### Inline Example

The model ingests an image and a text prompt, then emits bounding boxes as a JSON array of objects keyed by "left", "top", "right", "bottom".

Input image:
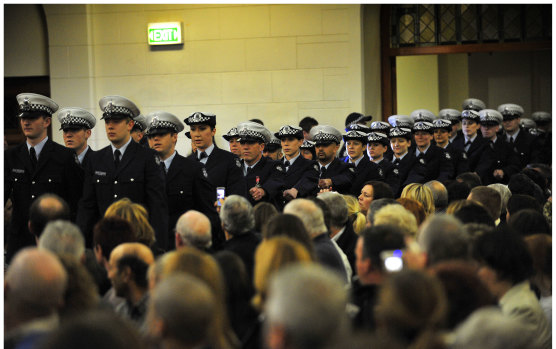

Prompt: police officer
[
  {"left": 263, "top": 135, "right": 283, "bottom": 160},
  {"left": 452, "top": 109, "right": 492, "bottom": 179},
  {"left": 409, "top": 109, "right": 435, "bottom": 123},
  {"left": 479, "top": 109, "right": 520, "bottom": 184},
  {"left": 310, "top": 125, "right": 354, "bottom": 194},
  {"left": 237, "top": 121, "right": 285, "bottom": 207},
  {"left": 222, "top": 127, "right": 241, "bottom": 157},
  {"left": 438, "top": 109, "right": 462, "bottom": 143},
  {"left": 387, "top": 127, "right": 425, "bottom": 194},
  {"left": 462, "top": 98, "right": 486, "bottom": 113},
  {"left": 412, "top": 121, "right": 454, "bottom": 183},
  {"left": 145, "top": 111, "right": 223, "bottom": 249},
  {"left": 498, "top": 103, "right": 540, "bottom": 169},
  {"left": 58, "top": 107, "right": 96, "bottom": 166},
  {"left": 366, "top": 131, "right": 400, "bottom": 195},
  {"left": 131, "top": 114, "right": 148, "bottom": 147},
  {"left": 369, "top": 120, "right": 393, "bottom": 159},
  {"left": 5, "top": 93, "right": 83, "bottom": 261},
  {"left": 342, "top": 130, "right": 384, "bottom": 196},
  {"left": 274, "top": 125, "right": 319, "bottom": 207},
  {"left": 339, "top": 112, "right": 372, "bottom": 158},
  {"left": 432, "top": 119, "right": 469, "bottom": 175},
  {"left": 532, "top": 111, "right": 552, "bottom": 165},
  {"left": 185, "top": 112, "right": 246, "bottom": 197},
  {"left": 76, "top": 95, "right": 168, "bottom": 249},
  {"left": 300, "top": 139, "right": 316, "bottom": 160}
]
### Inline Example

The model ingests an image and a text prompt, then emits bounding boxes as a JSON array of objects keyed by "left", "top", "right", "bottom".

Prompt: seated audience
[
  {"left": 28, "top": 193, "right": 70, "bottom": 241},
  {"left": 262, "top": 213, "right": 315, "bottom": 257},
  {"left": 456, "top": 172, "right": 482, "bottom": 189},
  {"left": 253, "top": 202, "right": 278, "bottom": 233},
  {"left": 56, "top": 255, "right": 100, "bottom": 319},
  {"left": 524, "top": 234, "right": 552, "bottom": 327},
  {"left": 508, "top": 209, "right": 551, "bottom": 236},
  {"left": 366, "top": 198, "right": 400, "bottom": 227},
  {"left": 104, "top": 198, "right": 156, "bottom": 251},
  {"left": 175, "top": 210, "right": 212, "bottom": 252},
  {"left": 508, "top": 173, "right": 545, "bottom": 206},
  {"left": 38, "top": 220, "right": 85, "bottom": 261},
  {"left": 342, "top": 194, "right": 367, "bottom": 235},
  {"left": 445, "top": 180, "right": 471, "bottom": 203},
  {"left": 358, "top": 181, "right": 394, "bottom": 216},
  {"left": 467, "top": 186, "right": 502, "bottom": 225},
  {"left": 506, "top": 194, "right": 542, "bottom": 220},
  {"left": 396, "top": 198, "right": 426, "bottom": 226},
  {"left": 487, "top": 183, "right": 512, "bottom": 223},
  {"left": 401, "top": 183, "right": 435, "bottom": 216},
  {"left": 424, "top": 180, "right": 449, "bottom": 213},
  {"left": 451, "top": 200, "right": 495, "bottom": 227}
]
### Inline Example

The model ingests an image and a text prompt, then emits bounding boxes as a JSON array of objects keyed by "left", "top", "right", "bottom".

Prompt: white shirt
[
  {"left": 78, "top": 146, "right": 90, "bottom": 164},
  {"left": 244, "top": 157, "right": 261, "bottom": 176},
  {"left": 464, "top": 134, "right": 478, "bottom": 152}
]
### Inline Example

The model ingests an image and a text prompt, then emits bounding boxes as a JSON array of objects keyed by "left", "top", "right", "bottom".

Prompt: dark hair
[
  {"left": 93, "top": 217, "right": 136, "bottom": 260},
  {"left": 473, "top": 225, "right": 533, "bottom": 284},
  {"left": 360, "top": 225, "right": 405, "bottom": 272},
  {"left": 253, "top": 202, "right": 278, "bottom": 233},
  {"left": 262, "top": 213, "right": 314, "bottom": 257},
  {"left": 58, "top": 255, "right": 99, "bottom": 318},
  {"left": 508, "top": 209, "right": 551, "bottom": 237},
  {"left": 445, "top": 180, "right": 471, "bottom": 203},
  {"left": 364, "top": 181, "right": 394, "bottom": 200},
  {"left": 521, "top": 168, "right": 547, "bottom": 193},
  {"left": 299, "top": 116, "right": 319, "bottom": 133},
  {"left": 249, "top": 118, "right": 264, "bottom": 126},
  {"left": 506, "top": 194, "right": 542, "bottom": 217},
  {"left": 453, "top": 202, "right": 494, "bottom": 227},
  {"left": 508, "top": 173, "right": 545, "bottom": 205},
  {"left": 117, "top": 255, "right": 149, "bottom": 289},
  {"left": 469, "top": 186, "right": 502, "bottom": 221},
  {"left": 456, "top": 172, "right": 482, "bottom": 189},
  {"left": 28, "top": 194, "right": 70, "bottom": 238}
]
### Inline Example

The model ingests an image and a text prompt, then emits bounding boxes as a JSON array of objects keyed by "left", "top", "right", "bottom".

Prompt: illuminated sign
[{"left": 148, "top": 22, "right": 182, "bottom": 45}]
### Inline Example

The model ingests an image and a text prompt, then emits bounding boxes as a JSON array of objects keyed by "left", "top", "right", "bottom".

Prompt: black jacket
[
  {"left": 349, "top": 156, "right": 385, "bottom": 197},
  {"left": 483, "top": 138, "right": 521, "bottom": 185},
  {"left": 318, "top": 158, "right": 355, "bottom": 194},
  {"left": 442, "top": 142, "right": 469, "bottom": 175},
  {"left": 388, "top": 152, "right": 425, "bottom": 194},
  {"left": 334, "top": 223, "right": 358, "bottom": 273},
  {"left": 278, "top": 155, "right": 319, "bottom": 208},
  {"left": 452, "top": 133, "right": 492, "bottom": 179},
  {"left": 375, "top": 158, "right": 400, "bottom": 195},
  {"left": 243, "top": 156, "right": 286, "bottom": 207},
  {"left": 417, "top": 145, "right": 455, "bottom": 183},
  {"left": 222, "top": 231, "right": 262, "bottom": 283},
  {"left": 506, "top": 128, "right": 540, "bottom": 169}
]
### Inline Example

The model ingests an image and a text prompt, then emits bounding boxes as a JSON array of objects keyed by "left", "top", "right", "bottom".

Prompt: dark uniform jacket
[
  {"left": 532, "top": 130, "right": 552, "bottom": 165},
  {"left": 165, "top": 152, "right": 223, "bottom": 249},
  {"left": 349, "top": 156, "right": 385, "bottom": 197},
  {"left": 441, "top": 142, "right": 469, "bottom": 175},
  {"left": 243, "top": 156, "right": 286, "bottom": 207},
  {"left": 81, "top": 146, "right": 95, "bottom": 169},
  {"left": 278, "top": 155, "right": 319, "bottom": 208},
  {"left": 77, "top": 140, "right": 168, "bottom": 250},
  {"left": 318, "top": 158, "right": 355, "bottom": 194},
  {"left": 334, "top": 223, "right": 358, "bottom": 273},
  {"left": 375, "top": 158, "right": 400, "bottom": 195},
  {"left": 452, "top": 133, "right": 492, "bottom": 179},
  {"left": 388, "top": 152, "right": 425, "bottom": 195},
  {"left": 483, "top": 138, "right": 521, "bottom": 185},
  {"left": 417, "top": 145, "right": 454, "bottom": 183},
  {"left": 189, "top": 146, "right": 246, "bottom": 197},
  {"left": 5, "top": 139, "right": 84, "bottom": 260},
  {"left": 505, "top": 128, "right": 540, "bottom": 169}
]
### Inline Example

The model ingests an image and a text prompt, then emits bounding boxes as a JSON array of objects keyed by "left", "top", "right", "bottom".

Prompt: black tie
[
  {"left": 284, "top": 160, "right": 290, "bottom": 167},
  {"left": 489, "top": 140, "right": 494, "bottom": 150},
  {"left": 320, "top": 166, "right": 327, "bottom": 178},
  {"left": 393, "top": 158, "right": 400, "bottom": 166},
  {"left": 465, "top": 140, "right": 472, "bottom": 147},
  {"left": 29, "top": 147, "right": 37, "bottom": 171},
  {"left": 114, "top": 149, "right": 121, "bottom": 168},
  {"left": 247, "top": 166, "right": 253, "bottom": 175},
  {"left": 161, "top": 161, "right": 167, "bottom": 175},
  {"left": 198, "top": 151, "right": 208, "bottom": 160},
  {"left": 508, "top": 137, "right": 514, "bottom": 145}
]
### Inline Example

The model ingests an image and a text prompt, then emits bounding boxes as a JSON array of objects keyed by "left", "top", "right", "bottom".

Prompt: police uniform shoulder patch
[
  {"left": 276, "top": 164, "right": 284, "bottom": 172},
  {"left": 235, "top": 158, "right": 242, "bottom": 168},
  {"left": 445, "top": 152, "right": 451, "bottom": 160},
  {"left": 462, "top": 153, "right": 467, "bottom": 160},
  {"left": 419, "top": 158, "right": 426, "bottom": 165},
  {"left": 202, "top": 167, "right": 208, "bottom": 178},
  {"left": 349, "top": 167, "right": 355, "bottom": 173},
  {"left": 155, "top": 156, "right": 161, "bottom": 165},
  {"left": 393, "top": 168, "right": 399, "bottom": 175}
]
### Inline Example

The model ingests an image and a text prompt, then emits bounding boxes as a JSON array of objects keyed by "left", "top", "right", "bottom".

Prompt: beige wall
[
  {"left": 42, "top": 4, "right": 365, "bottom": 153},
  {"left": 438, "top": 54, "right": 468, "bottom": 110},
  {"left": 362, "top": 5, "right": 382, "bottom": 121},
  {"left": 396, "top": 55, "right": 440, "bottom": 115}
]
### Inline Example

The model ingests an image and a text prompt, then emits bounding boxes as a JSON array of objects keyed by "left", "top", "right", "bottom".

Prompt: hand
[
  {"left": 318, "top": 178, "right": 332, "bottom": 189},
  {"left": 249, "top": 187, "right": 266, "bottom": 201},
  {"left": 214, "top": 197, "right": 226, "bottom": 214},
  {"left": 283, "top": 188, "right": 298, "bottom": 201},
  {"left": 493, "top": 169, "right": 504, "bottom": 179}
]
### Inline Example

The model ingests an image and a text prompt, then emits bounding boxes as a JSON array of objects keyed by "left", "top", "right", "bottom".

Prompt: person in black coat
[
  {"left": 5, "top": 93, "right": 84, "bottom": 262},
  {"left": 531, "top": 111, "right": 552, "bottom": 165},
  {"left": 185, "top": 112, "right": 246, "bottom": 197},
  {"left": 412, "top": 121, "right": 454, "bottom": 183},
  {"left": 366, "top": 131, "right": 400, "bottom": 195},
  {"left": 342, "top": 130, "right": 384, "bottom": 197},
  {"left": 58, "top": 107, "right": 97, "bottom": 167},
  {"left": 387, "top": 127, "right": 425, "bottom": 194},
  {"left": 432, "top": 119, "right": 469, "bottom": 176},
  {"left": 369, "top": 121, "right": 393, "bottom": 158},
  {"left": 144, "top": 111, "right": 223, "bottom": 250},
  {"left": 498, "top": 103, "right": 540, "bottom": 170},
  {"left": 310, "top": 125, "right": 355, "bottom": 194},
  {"left": 76, "top": 95, "right": 168, "bottom": 250}
]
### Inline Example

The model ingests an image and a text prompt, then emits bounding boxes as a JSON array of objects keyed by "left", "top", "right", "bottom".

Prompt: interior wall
[
  {"left": 362, "top": 4, "right": 382, "bottom": 121},
  {"left": 42, "top": 4, "right": 365, "bottom": 153},
  {"left": 438, "top": 53, "right": 469, "bottom": 110},
  {"left": 396, "top": 55, "right": 440, "bottom": 115}
]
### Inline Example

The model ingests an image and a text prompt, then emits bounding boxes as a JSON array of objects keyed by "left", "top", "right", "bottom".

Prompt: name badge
[
  {"left": 95, "top": 171, "right": 107, "bottom": 176},
  {"left": 12, "top": 168, "right": 25, "bottom": 174}
]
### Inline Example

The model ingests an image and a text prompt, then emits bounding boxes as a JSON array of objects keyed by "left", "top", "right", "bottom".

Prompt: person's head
[
  {"left": 220, "top": 195, "right": 255, "bottom": 237},
  {"left": 366, "top": 132, "right": 389, "bottom": 160},
  {"left": 93, "top": 217, "right": 136, "bottom": 267},
  {"left": 265, "top": 264, "right": 348, "bottom": 349},
  {"left": 299, "top": 116, "right": 319, "bottom": 140},
  {"left": 184, "top": 112, "right": 217, "bottom": 151},
  {"left": 451, "top": 200, "right": 494, "bottom": 226},
  {"left": 432, "top": 119, "right": 452, "bottom": 147},
  {"left": 175, "top": 210, "right": 212, "bottom": 250},
  {"left": 506, "top": 194, "right": 542, "bottom": 220},
  {"left": 445, "top": 180, "right": 471, "bottom": 203},
  {"left": 130, "top": 114, "right": 147, "bottom": 143},
  {"left": 342, "top": 194, "right": 367, "bottom": 235},
  {"left": 468, "top": 186, "right": 502, "bottom": 222},
  {"left": 358, "top": 181, "right": 394, "bottom": 215},
  {"left": 524, "top": 234, "right": 552, "bottom": 296},
  {"left": 16, "top": 93, "right": 58, "bottom": 142},
  {"left": 417, "top": 214, "right": 470, "bottom": 266},
  {"left": 56, "top": 255, "right": 100, "bottom": 318},
  {"left": 147, "top": 274, "right": 215, "bottom": 348},
  {"left": 355, "top": 225, "right": 405, "bottom": 283},
  {"left": 479, "top": 109, "right": 503, "bottom": 141},
  {"left": 460, "top": 110, "right": 481, "bottom": 137},
  {"left": 424, "top": 180, "right": 449, "bottom": 212},
  {"left": 507, "top": 209, "right": 551, "bottom": 237},
  {"left": 39, "top": 220, "right": 85, "bottom": 260},
  {"left": 343, "top": 131, "right": 368, "bottom": 160},
  {"left": 100, "top": 96, "right": 140, "bottom": 147},
  {"left": 284, "top": 199, "right": 327, "bottom": 238},
  {"left": 473, "top": 226, "right": 533, "bottom": 298},
  {"left": 214, "top": 250, "right": 252, "bottom": 310},
  {"left": 223, "top": 127, "right": 241, "bottom": 157},
  {"left": 253, "top": 202, "right": 278, "bottom": 233},
  {"left": 145, "top": 111, "right": 184, "bottom": 160},
  {"left": 107, "top": 243, "right": 154, "bottom": 298},
  {"left": 487, "top": 183, "right": 511, "bottom": 218},
  {"left": 317, "top": 192, "right": 348, "bottom": 230},
  {"left": 299, "top": 140, "right": 316, "bottom": 160},
  {"left": 412, "top": 121, "right": 434, "bottom": 150},
  {"left": 275, "top": 125, "right": 304, "bottom": 159},
  {"left": 396, "top": 198, "right": 426, "bottom": 226},
  {"left": 521, "top": 168, "right": 548, "bottom": 193},
  {"left": 237, "top": 121, "right": 272, "bottom": 165},
  {"left": 5, "top": 248, "right": 67, "bottom": 330},
  {"left": 104, "top": 198, "right": 155, "bottom": 247},
  {"left": 310, "top": 125, "right": 342, "bottom": 165},
  {"left": 508, "top": 173, "right": 545, "bottom": 205},
  {"left": 253, "top": 237, "right": 312, "bottom": 310},
  {"left": 366, "top": 198, "right": 400, "bottom": 227},
  {"left": 262, "top": 213, "right": 314, "bottom": 257},
  {"left": 58, "top": 107, "right": 96, "bottom": 155},
  {"left": 388, "top": 128, "right": 412, "bottom": 157},
  {"left": 373, "top": 204, "right": 418, "bottom": 239},
  {"left": 28, "top": 193, "right": 70, "bottom": 239},
  {"left": 456, "top": 172, "right": 482, "bottom": 189},
  {"left": 401, "top": 183, "right": 435, "bottom": 216},
  {"left": 498, "top": 103, "right": 523, "bottom": 135},
  {"left": 264, "top": 137, "right": 283, "bottom": 160}
]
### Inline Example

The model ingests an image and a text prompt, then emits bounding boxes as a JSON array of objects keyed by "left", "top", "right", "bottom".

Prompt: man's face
[
  {"left": 107, "top": 256, "right": 127, "bottom": 297},
  {"left": 281, "top": 137, "right": 302, "bottom": 158},
  {"left": 228, "top": 137, "right": 242, "bottom": 157},
  {"left": 355, "top": 237, "right": 370, "bottom": 278},
  {"left": 367, "top": 142, "right": 387, "bottom": 160},
  {"left": 358, "top": 184, "right": 374, "bottom": 214},
  {"left": 189, "top": 124, "right": 215, "bottom": 151},
  {"left": 461, "top": 119, "right": 480, "bottom": 137},
  {"left": 148, "top": 132, "right": 177, "bottom": 160},
  {"left": 315, "top": 143, "right": 339, "bottom": 164},
  {"left": 130, "top": 130, "right": 144, "bottom": 143},
  {"left": 20, "top": 116, "right": 50, "bottom": 140},
  {"left": 480, "top": 124, "right": 500, "bottom": 140},
  {"left": 502, "top": 118, "right": 520, "bottom": 133},
  {"left": 346, "top": 140, "right": 365, "bottom": 160},
  {"left": 241, "top": 140, "right": 264, "bottom": 164},
  {"left": 433, "top": 129, "right": 450, "bottom": 146},
  {"left": 105, "top": 118, "right": 133, "bottom": 145},
  {"left": 63, "top": 128, "right": 91, "bottom": 153},
  {"left": 263, "top": 148, "right": 282, "bottom": 160},
  {"left": 413, "top": 131, "right": 432, "bottom": 148},
  {"left": 390, "top": 137, "right": 410, "bottom": 156}
]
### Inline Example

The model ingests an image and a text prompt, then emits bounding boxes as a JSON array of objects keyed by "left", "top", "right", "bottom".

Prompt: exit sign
[{"left": 148, "top": 22, "right": 183, "bottom": 45}]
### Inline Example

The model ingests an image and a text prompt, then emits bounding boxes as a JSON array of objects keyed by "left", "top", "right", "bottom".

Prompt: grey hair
[
  {"left": 39, "top": 220, "right": 85, "bottom": 259},
  {"left": 317, "top": 192, "right": 348, "bottom": 228},
  {"left": 425, "top": 180, "right": 449, "bottom": 210},
  {"left": 219, "top": 195, "right": 254, "bottom": 236},
  {"left": 175, "top": 210, "right": 212, "bottom": 249},
  {"left": 487, "top": 183, "right": 512, "bottom": 215},
  {"left": 265, "top": 264, "right": 348, "bottom": 349},
  {"left": 284, "top": 199, "right": 327, "bottom": 237},
  {"left": 417, "top": 214, "right": 470, "bottom": 265}
]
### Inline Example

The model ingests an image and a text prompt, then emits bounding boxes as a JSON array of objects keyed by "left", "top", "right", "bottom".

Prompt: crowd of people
[{"left": 4, "top": 93, "right": 552, "bottom": 349}]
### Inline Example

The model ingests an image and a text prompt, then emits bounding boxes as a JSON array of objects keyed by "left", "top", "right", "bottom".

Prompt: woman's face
[{"left": 358, "top": 185, "right": 374, "bottom": 214}]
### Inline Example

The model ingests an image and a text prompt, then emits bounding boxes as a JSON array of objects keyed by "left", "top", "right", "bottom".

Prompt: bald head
[
  {"left": 284, "top": 199, "right": 327, "bottom": 237},
  {"left": 175, "top": 210, "right": 212, "bottom": 250},
  {"left": 109, "top": 242, "right": 155, "bottom": 267},
  {"left": 29, "top": 193, "right": 70, "bottom": 238}
]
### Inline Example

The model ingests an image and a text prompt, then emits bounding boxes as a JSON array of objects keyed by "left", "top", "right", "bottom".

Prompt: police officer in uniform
[
  {"left": 452, "top": 109, "right": 492, "bottom": 179},
  {"left": 222, "top": 127, "right": 242, "bottom": 157},
  {"left": 130, "top": 114, "right": 149, "bottom": 147},
  {"left": 412, "top": 121, "right": 454, "bottom": 183},
  {"left": 367, "top": 131, "right": 400, "bottom": 195},
  {"left": 532, "top": 111, "right": 552, "bottom": 165},
  {"left": 387, "top": 127, "right": 425, "bottom": 194},
  {"left": 479, "top": 109, "right": 520, "bottom": 184},
  {"left": 145, "top": 111, "right": 223, "bottom": 249},
  {"left": 310, "top": 125, "right": 354, "bottom": 194},
  {"left": 342, "top": 130, "right": 384, "bottom": 197},
  {"left": 498, "top": 103, "right": 540, "bottom": 169},
  {"left": 274, "top": 125, "right": 319, "bottom": 208},
  {"left": 237, "top": 121, "right": 285, "bottom": 207},
  {"left": 438, "top": 109, "right": 462, "bottom": 143},
  {"left": 339, "top": 112, "right": 373, "bottom": 158},
  {"left": 5, "top": 93, "right": 83, "bottom": 261},
  {"left": 432, "top": 119, "right": 469, "bottom": 175},
  {"left": 76, "top": 95, "right": 168, "bottom": 249},
  {"left": 58, "top": 107, "right": 96, "bottom": 167},
  {"left": 185, "top": 112, "right": 246, "bottom": 197},
  {"left": 369, "top": 120, "right": 393, "bottom": 159},
  {"left": 300, "top": 139, "right": 316, "bottom": 160},
  {"left": 263, "top": 135, "right": 283, "bottom": 160}
]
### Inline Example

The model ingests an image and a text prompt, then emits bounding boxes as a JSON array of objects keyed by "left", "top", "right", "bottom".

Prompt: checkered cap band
[
  {"left": 462, "top": 98, "right": 486, "bottom": 111},
  {"left": 239, "top": 129, "right": 266, "bottom": 142},
  {"left": 388, "top": 127, "right": 412, "bottom": 138},
  {"left": 103, "top": 103, "right": 134, "bottom": 118},
  {"left": 300, "top": 140, "right": 315, "bottom": 149},
  {"left": 370, "top": 121, "right": 391, "bottom": 130},
  {"left": 367, "top": 132, "right": 388, "bottom": 143},
  {"left": 185, "top": 112, "right": 215, "bottom": 125},
  {"left": 17, "top": 93, "right": 59, "bottom": 116},
  {"left": 20, "top": 101, "right": 54, "bottom": 115},
  {"left": 432, "top": 119, "right": 452, "bottom": 130},
  {"left": 413, "top": 121, "right": 434, "bottom": 132},
  {"left": 532, "top": 111, "right": 551, "bottom": 122},
  {"left": 343, "top": 130, "right": 368, "bottom": 142},
  {"left": 146, "top": 119, "right": 179, "bottom": 135},
  {"left": 223, "top": 127, "right": 240, "bottom": 140},
  {"left": 497, "top": 103, "right": 524, "bottom": 117},
  {"left": 346, "top": 123, "right": 370, "bottom": 133},
  {"left": 268, "top": 136, "right": 281, "bottom": 145},
  {"left": 461, "top": 109, "right": 480, "bottom": 121},
  {"left": 61, "top": 115, "right": 93, "bottom": 129},
  {"left": 313, "top": 132, "right": 339, "bottom": 144},
  {"left": 275, "top": 125, "right": 303, "bottom": 138}
]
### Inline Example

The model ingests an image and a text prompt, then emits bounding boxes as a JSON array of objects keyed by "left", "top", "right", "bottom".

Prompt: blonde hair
[
  {"left": 342, "top": 194, "right": 367, "bottom": 234},
  {"left": 401, "top": 183, "right": 435, "bottom": 216},
  {"left": 104, "top": 198, "right": 155, "bottom": 247},
  {"left": 374, "top": 204, "right": 418, "bottom": 238},
  {"left": 252, "top": 237, "right": 312, "bottom": 311}
]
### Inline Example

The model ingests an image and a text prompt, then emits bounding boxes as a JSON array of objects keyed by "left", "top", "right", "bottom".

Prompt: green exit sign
[{"left": 148, "top": 22, "right": 183, "bottom": 45}]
